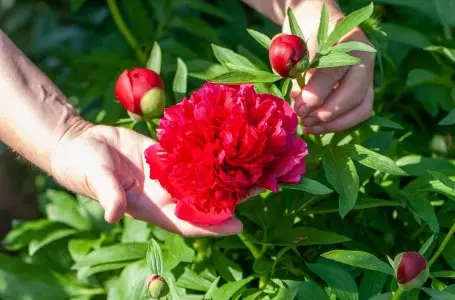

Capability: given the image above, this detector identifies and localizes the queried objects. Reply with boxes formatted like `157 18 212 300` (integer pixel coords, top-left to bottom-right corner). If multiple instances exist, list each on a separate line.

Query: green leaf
211 276 254 300
281 78 291 97
173 58 188 102
72 243 147 269
209 70 281 84
147 42 161 74
122 0 153 43
431 271 455 279
325 3 374 48
272 280 302 300
321 250 394 275
304 197 402 216
204 276 220 300
307 262 359 300
68 238 101 262
404 192 439 233
343 144 407 175
176 268 212 292
280 177 333 195
162 234 195 267
359 271 388 300
3 219 61 251
429 171 455 190
171 16 220 42
419 235 435 256
287 8 305 40
323 147 359 218
296 281 330 300
422 287 455 300
364 115 404 130
246 29 272 49
439 109 455 126
369 293 393 300
426 46 455 63
382 23 430 48
211 44 256 69
183 0 231 21
77 261 130 280
29 228 77 256
317 3 329 47
122 218 150 243
315 52 361 68
273 226 351 245
146 239 164 276
187 60 228 80
115 259 150 300
212 249 243 282
329 41 376 54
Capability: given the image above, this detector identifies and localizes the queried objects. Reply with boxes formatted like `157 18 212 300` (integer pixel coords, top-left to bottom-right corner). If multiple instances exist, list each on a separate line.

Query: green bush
1 0 455 299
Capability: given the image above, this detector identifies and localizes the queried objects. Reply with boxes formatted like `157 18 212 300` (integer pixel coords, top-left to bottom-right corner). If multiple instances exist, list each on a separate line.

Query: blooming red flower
269 34 307 77
114 68 164 117
145 83 308 225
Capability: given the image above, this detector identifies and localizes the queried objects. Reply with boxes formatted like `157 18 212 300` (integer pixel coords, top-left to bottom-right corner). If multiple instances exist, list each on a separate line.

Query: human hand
284 1 375 134
50 120 243 237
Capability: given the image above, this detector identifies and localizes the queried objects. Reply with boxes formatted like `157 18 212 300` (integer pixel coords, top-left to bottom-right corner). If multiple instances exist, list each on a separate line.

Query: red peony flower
145 83 308 225
114 68 164 119
269 34 307 78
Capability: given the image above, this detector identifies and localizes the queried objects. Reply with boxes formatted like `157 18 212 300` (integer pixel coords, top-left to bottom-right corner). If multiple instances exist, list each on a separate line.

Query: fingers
294 66 349 118
304 84 373 134
90 166 127 223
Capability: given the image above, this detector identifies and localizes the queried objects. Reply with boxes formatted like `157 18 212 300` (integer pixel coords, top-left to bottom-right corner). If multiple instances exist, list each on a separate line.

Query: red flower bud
147 274 168 299
114 68 165 120
394 251 429 290
269 34 307 78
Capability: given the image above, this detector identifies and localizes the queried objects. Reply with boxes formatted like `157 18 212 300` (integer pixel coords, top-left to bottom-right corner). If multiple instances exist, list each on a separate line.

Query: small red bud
147 274 168 299
114 68 164 119
394 251 429 290
268 34 307 77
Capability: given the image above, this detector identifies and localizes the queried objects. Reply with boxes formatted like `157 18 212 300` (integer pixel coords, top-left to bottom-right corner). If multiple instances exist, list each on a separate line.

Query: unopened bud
394 251 429 290
147 274 168 299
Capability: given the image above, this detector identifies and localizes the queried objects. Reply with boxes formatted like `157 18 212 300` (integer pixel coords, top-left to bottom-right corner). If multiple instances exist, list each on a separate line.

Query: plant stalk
237 232 262 260
391 287 404 300
428 222 455 267
106 0 147 64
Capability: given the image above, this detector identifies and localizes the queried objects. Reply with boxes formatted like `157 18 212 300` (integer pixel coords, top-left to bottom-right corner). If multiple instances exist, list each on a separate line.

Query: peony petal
144 144 165 180
175 200 234 225
114 70 136 113
258 174 279 192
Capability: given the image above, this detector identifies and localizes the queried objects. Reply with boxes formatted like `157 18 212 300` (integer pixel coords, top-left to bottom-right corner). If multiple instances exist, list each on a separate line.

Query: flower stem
428 221 455 267
237 232 262 260
391 287 404 300
106 0 147 64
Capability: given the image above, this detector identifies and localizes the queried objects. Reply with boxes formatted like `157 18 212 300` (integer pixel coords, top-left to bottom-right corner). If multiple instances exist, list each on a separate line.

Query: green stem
391 287 404 300
428 222 455 267
106 0 147 64
237 233 262 260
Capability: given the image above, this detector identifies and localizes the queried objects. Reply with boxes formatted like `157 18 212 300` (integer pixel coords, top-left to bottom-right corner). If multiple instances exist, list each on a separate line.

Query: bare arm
0 30 89 175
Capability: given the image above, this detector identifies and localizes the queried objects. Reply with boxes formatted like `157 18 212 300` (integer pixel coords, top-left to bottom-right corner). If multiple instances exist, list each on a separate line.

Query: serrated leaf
439 109 455 126
429 171 455 190
173 58 187 102
343 144 407 175
211 44 256 69
211 277 254 300
317 3 329 47
322 250 394 275
315 52 361 68
147 42 161 74
209 70 281 84
323 147 359 218
307 263 359 300
329 41 376 53
146 239 163 276
246 29 271 49
287 8 305 40
325 3 374 48
280 177 333 195
204 276 220 300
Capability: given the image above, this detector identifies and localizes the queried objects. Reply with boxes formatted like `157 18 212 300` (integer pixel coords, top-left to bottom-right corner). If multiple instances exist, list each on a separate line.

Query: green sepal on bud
393 251 429 291
147 274 169 299
289 54 310 78
140 88 165 121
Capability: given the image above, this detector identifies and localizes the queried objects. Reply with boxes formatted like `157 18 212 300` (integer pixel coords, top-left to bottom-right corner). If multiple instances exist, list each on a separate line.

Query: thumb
89 166 127 223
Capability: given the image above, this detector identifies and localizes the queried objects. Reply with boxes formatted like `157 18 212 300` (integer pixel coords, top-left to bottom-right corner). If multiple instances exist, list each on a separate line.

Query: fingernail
310 125 325 134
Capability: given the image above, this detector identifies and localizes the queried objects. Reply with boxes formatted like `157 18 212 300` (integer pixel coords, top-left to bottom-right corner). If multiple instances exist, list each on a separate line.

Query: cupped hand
285 1 375 134
50 120 243 237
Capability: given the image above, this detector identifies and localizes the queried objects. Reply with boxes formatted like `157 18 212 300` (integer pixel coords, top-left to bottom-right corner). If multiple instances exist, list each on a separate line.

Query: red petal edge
175 201 234 225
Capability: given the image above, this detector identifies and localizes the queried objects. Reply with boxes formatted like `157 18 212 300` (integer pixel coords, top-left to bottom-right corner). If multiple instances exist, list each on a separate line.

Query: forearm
0 30 89 174
242 0 341 25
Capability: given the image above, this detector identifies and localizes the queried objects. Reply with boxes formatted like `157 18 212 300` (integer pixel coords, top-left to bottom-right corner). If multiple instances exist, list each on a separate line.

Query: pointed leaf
325 3 374 47
287 8 305 40
280 177 333 195
204 276 220 300
173 58 187 102
419 235 435 256
146 239 164 276
212 249 242 282
209 70 281 84
429 171 455 190
439 109 455 126
296 281 330 300
315 52 361 68
246 29 271 49
329 41 376 53
176 268 212 292
317 3 329 47
211 44 256 68
29 228 77 256
147 42 162 74
323 147 359 218
211 277 254 300
321 250 394 275
404 192 439 233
